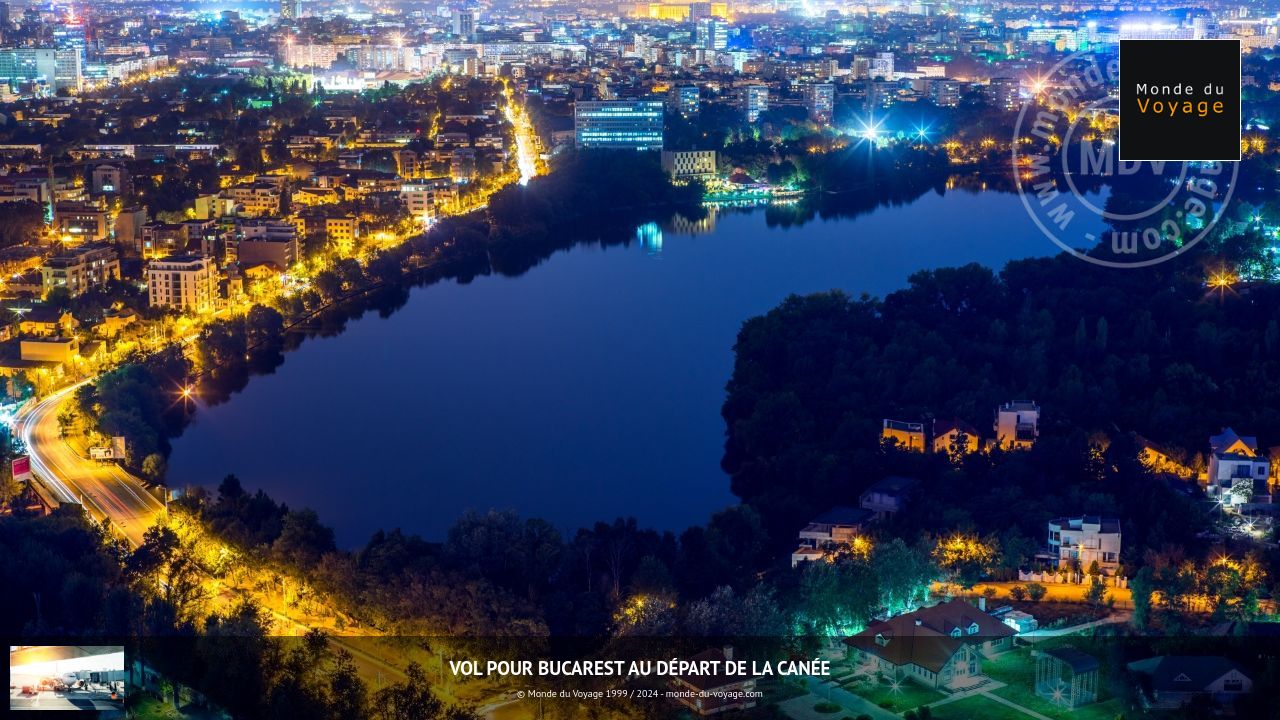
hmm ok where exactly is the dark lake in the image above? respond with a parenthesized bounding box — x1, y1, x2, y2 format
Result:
(168, 188, 1108, 546)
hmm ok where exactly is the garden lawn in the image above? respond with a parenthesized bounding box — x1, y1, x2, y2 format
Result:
(930, 695, 1036, 720)
(982, 643, 1127, 720)
(843, 677, 946, 713)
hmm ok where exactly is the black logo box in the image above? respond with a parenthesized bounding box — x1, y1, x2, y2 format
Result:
(1118, 38, 1241, 162)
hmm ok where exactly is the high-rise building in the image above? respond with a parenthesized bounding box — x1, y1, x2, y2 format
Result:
(805, 83, 835, 123)
(54, 47, 82, 93)
(0, 48, 57, 94)
(668, 85, 699, 116)
(452, 9, 476, 41)
(742, 85, 768, 122)
(91, 164, 129, 195)
(695, 18, 728, 51)
(988, 76, 1020, 110)
(871, 51, 894, 80)
(147, 255, 217, 313)
(574, 100, 664, 151)
(280, 0, 301, 20)
(688, 1, 712, 22)
(928, 78, 962, 107)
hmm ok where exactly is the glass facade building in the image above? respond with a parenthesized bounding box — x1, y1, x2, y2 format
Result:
(574, 100, 664, 151)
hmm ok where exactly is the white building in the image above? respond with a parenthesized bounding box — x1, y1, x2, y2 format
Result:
(660, 150, 717, 182)
(791, 506, 872, 567)
(147, 255, 217, 313)
(742, 85, 768, 122)
(1207, 428, 1271, 508)
(994, 401, 1039, 449)
(1047, 516, 1121, 576)
(226, 183, 282, 217)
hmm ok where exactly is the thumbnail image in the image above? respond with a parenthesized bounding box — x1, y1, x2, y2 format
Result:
(9, 646, 125, 713)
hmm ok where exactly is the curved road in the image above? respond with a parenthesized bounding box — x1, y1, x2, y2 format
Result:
(16, 381, 165, 548)
(14, 383, 410, 683)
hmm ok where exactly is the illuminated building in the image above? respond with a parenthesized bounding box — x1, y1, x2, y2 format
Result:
(574, 100, 664, 151)
(928, 78, 961, 107)
(280, 0, 301, 20)
(632, 2, 729, 21)
(696, 17, 728, 51)
(805, 82, 835, 122)
(871, 51, 894, 80)
(993, 401, 1039, 448)
(988, 76, 1020, 110)
(54, 48, 82, 93)
(232, 219, 299, 269)
(326, 215, 360, 251)
(1046, 516, 1121, 575)
(452, 9, 476, 41)
(40, 243, 121, 298)
(668, 84, 699, 116)
(146, 255, 217, 313)
(661, 150, 716, 182)
(0, 48, 56, 94)
(90, 164, 128, 195)
(53, 202, 111, 242)
(742, 84, 768, 122)
(881, 418, 925, 451)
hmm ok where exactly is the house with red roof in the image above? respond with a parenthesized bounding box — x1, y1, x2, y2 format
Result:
(844, 599, 1014, 691)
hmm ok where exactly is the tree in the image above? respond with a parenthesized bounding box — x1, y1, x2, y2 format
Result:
(1131, 566, 1154, 630)
(870, 538, 935, 615)
(329, 648, 369, 720)
(372, 662, 443, 720)
(1009, 585, 1027, 602)
(1025, 582, 1047, 603)
(932, 533, 997, 591)
(1084, 576, 1108, 607)
(272, 509, 337, 570)
(141, 453, 167, 483)
(0, 200, 44, 248)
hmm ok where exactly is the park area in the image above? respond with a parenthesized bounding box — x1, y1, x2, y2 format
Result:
(981, 639, 1132, 720)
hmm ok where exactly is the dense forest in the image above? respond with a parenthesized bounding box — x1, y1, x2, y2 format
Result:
(721, 251, 1280, 558)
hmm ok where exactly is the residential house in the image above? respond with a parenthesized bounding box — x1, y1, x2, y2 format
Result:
(845, 599, 1015, 691)
(1207, 428, 1270, 508)
(791, 506, 872, 567)
(860, 476, 919, 520)
(668, 646, 759, 716)
(882, 418, 926, 452)
(994, 401, 1039, 449)
(932, 418, 981, 454)
(18, 306, 78, 337)
(1047, 516, 1121, 577)
(92, 307, 138, 339)
(1127, 656, 1252, 710)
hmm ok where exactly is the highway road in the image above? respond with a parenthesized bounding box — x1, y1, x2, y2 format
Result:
(13, 382, 411, 685)
(16, 381, 165, 548)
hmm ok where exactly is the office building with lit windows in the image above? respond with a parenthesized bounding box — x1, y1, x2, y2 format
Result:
(574, 100, 664, 151)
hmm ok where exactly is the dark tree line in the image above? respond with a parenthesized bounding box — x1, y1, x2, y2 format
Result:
(722, 254, 1280, 561)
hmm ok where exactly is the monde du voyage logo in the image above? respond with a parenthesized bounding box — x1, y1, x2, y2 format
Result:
(1014, 40, 1242, 268)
